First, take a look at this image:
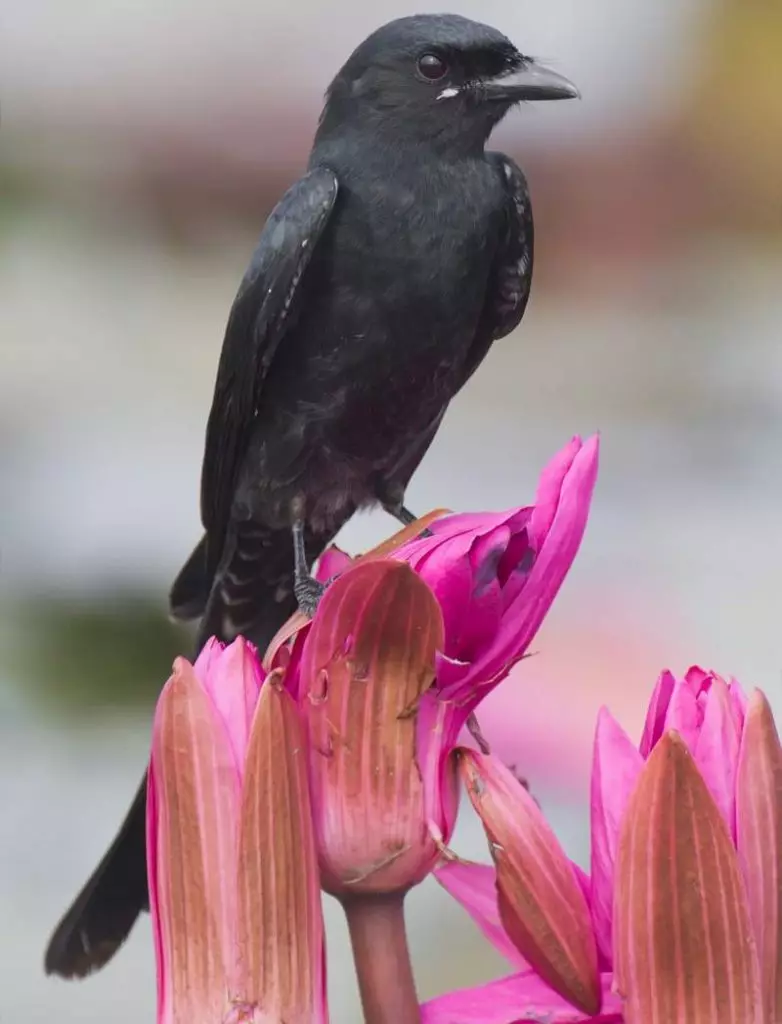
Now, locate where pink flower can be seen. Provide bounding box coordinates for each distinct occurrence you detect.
[276,435,599,861]
[423,676,782,1024]
[147,638,327,1024]
[267,436,598,897]
[591,667,748,964]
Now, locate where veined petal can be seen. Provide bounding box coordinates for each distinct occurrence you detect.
[149,659,241,1024]
[301,560,447,893]
[434,861,527,969]
[590,708,643,966]
[460,750,601,1015]
[421,969,623,1024]
[236,672,327,1023]
[613,731,763,1024]
[736,689,782,1023]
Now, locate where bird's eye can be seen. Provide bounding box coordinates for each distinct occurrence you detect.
[417,53,449,81]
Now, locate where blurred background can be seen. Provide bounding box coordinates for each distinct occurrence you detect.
[2,0,781,1018]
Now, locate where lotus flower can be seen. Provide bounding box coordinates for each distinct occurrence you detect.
[147,638,327,1024]
[425,675,782,1024]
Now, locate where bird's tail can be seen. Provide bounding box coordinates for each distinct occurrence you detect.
[169,533,210,621]
[44,517,343,979]
[44,779,148,978]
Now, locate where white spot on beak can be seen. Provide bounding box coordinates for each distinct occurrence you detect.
[437,86,460,101]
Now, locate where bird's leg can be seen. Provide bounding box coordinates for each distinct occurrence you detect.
[391,504,419,527]
[292,518,326,619]
[379,487,433,538]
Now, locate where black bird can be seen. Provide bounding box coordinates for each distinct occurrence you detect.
[44,13,578,979]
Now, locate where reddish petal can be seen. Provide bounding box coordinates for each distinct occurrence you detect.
[149,659,241,1023]
[736,689,782,1022]
[236,674,327,1022]
[613,731,763,1024]
[461,750,602,1015]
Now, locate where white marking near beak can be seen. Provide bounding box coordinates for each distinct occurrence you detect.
[437,86,460,100]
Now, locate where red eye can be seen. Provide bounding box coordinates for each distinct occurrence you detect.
[417,53,448,81]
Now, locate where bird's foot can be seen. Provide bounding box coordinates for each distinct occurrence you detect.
[294,574,327,620]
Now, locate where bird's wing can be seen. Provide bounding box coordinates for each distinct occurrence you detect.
[200,166,339,564]
[460,152,534,386]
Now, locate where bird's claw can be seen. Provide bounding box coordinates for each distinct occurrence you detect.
[294,575,327,619]
[294,574,343,619]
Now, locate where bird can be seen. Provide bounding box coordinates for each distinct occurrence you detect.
[44,12,578,980]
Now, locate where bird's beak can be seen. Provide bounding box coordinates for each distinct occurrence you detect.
[480,61,580,103]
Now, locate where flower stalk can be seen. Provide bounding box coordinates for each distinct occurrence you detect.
[342,893,421,1024]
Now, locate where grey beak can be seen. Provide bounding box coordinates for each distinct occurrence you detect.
[481,61,580,102]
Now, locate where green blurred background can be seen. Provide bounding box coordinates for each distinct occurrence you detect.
[2,0,781,1019]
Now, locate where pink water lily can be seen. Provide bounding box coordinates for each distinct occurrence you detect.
[286,436,599,846]
[423,673,782,1024]
[591,666,748,963]
[147,638,327,1024]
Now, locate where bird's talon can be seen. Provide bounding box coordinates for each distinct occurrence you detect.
[294,576,327,619]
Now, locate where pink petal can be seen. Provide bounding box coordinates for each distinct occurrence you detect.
[315,545,353,582]
[421,970,623,1024]
[736,689,782,1022]
[589,709,643,967]
[194,637,264,776]
[414,535,475,659]
[729,679,749,725]
[693,675,742,835]
[662,675,703,753]
[638,669,675,757]
[456,435,599,711]
[434,861,527,969]
[527,435,584,548]
[459,530,506,660]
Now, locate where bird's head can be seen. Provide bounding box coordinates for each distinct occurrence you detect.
[316,14,579,155]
